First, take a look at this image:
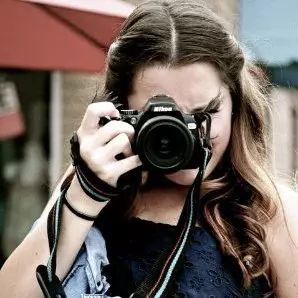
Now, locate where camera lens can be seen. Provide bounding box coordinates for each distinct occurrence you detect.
[149,127,181,159]
[135,116,195,172]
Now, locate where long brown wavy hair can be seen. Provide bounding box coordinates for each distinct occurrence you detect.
[63,0,279,292]
[98,0,279,289]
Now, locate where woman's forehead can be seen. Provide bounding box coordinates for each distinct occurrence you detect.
[128,63,227,111]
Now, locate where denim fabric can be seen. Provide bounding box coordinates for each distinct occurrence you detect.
[62,227,111,297]
[31,221,114,297]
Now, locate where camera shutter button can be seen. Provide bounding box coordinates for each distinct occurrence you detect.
[130,117,137,125]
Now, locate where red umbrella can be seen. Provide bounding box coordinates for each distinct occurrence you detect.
[0,0,135,72]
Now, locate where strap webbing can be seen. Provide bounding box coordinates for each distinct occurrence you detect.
[132,149,210,298]
[36,187,67,298]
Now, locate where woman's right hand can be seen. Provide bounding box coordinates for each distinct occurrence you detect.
[76,101,142,188]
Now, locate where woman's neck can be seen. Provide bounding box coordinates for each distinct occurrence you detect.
[133,185,190,226]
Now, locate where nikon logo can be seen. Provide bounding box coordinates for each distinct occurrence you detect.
[153,106,173,112]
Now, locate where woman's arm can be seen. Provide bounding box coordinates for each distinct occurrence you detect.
[0,168,108,298]
[0,101,141,298]
[266,184,298,297]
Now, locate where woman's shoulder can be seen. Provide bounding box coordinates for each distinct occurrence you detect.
[62,226,110,297]
[269,182,298,234]
[266,182,298,245]
[265,182,298,297]
[276,182,298,201]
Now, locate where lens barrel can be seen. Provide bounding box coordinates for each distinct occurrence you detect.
[135,116,195,172]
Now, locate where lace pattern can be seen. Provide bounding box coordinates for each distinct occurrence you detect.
[100,217,271,298]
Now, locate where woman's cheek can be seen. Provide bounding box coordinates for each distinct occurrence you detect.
[210,117,221,144]
[208,115,231,163]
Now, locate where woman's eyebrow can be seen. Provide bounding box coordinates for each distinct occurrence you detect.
[190,90,222,113]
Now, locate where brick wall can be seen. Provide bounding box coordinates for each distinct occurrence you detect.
[60,0,240,175]
[271,88,298,184]
[61,72,104,171]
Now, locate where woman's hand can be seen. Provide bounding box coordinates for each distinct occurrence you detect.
[77,101,142,188]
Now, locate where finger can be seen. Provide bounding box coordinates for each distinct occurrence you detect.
[81,102,120,130]
[104,133,133,158]
[96,120,135,145]
[98,155,142,187]
[78,124,134,167]
[113,155,142,177]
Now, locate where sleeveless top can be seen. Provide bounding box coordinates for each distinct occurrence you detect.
[99,217,272,298]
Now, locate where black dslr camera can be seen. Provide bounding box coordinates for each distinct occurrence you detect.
[118,95,206,173]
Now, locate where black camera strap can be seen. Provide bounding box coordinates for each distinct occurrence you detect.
[36,186,67,298]
[36,113,212,298]
[132,147,210,298]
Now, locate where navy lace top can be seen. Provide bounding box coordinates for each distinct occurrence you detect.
[100,217,272,298]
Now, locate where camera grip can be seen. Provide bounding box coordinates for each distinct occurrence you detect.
[117,167,141,193]
[99,116,139,192]
[98,116,120,127]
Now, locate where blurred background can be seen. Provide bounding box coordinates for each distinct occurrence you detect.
[0,0,297,266]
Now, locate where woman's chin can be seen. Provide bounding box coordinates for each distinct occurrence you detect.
[165,168,200,186]
[164,163,214,186]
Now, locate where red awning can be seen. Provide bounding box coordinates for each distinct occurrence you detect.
[0,0,135,72]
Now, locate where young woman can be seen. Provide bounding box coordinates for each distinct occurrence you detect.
[1,1,298,297]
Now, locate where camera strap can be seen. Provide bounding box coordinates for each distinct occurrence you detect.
[36,113,212,298]
[132,143,211,297]
[131,113,212,298]
[36,186,67,298]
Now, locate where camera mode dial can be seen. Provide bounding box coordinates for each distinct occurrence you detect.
[120,110,138,115]
[120,110,139,125]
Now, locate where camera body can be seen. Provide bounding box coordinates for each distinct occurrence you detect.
[118,95,205,173]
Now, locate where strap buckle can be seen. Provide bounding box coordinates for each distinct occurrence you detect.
[36,265,66,298]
